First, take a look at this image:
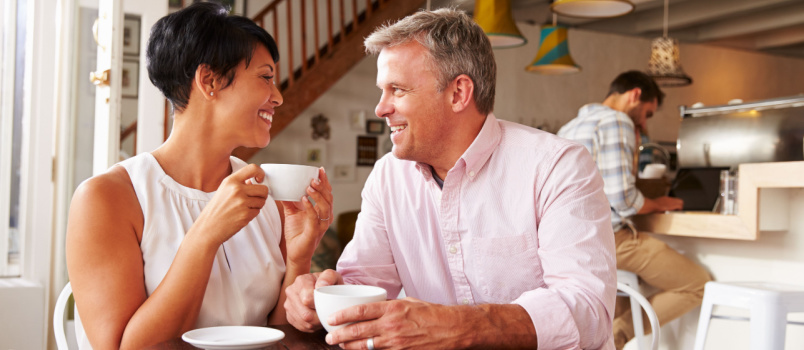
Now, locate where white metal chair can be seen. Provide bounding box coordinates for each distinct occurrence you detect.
[617,270,648,350]
[54,282,72,350]
[693,281,804,350]
[617,280,661,350]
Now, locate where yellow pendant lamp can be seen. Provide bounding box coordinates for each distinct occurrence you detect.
[551,0,635,19]
[474,0,526,49]
[526,23,580,74]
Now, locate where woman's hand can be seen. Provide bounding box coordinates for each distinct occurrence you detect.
[193,164,269,246]
[281,168,333,267]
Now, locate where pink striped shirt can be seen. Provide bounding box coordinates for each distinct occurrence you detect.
[337,114,616,349]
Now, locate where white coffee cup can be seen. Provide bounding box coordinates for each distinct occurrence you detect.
[258,164,319,201]
[314,285,387,333]
[641,163,667,179]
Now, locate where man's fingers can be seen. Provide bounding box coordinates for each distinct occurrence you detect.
[302,287,317,308]
[326,315,383,347]
[315,269,341,288]
[329,301,386,327]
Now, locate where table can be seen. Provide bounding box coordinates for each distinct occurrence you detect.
[148,324,340,350]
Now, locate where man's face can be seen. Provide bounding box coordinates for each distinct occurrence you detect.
[374,41,450,163]
[627,98,658,130]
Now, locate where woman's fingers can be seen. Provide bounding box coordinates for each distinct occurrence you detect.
[245,196,267,209]
[244,182,269,198]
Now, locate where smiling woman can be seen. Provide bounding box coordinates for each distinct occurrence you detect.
[65,2,334,349]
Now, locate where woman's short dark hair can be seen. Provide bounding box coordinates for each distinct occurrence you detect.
[146,2,279,112]
[607,70,665,106]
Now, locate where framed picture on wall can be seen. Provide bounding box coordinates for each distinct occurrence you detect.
[350,110,366,131]
[366,120,385,135]
[302,143,327,167]
[168,0,184,9]
[122,60,140,98]
[123,16,141,56]
[357,136,378,166]
[332,164,356,183]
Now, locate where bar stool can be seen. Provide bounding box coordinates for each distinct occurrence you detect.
[617,270,650,350]
[693,281,804,350]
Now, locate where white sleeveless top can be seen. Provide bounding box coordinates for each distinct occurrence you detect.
[75,153,285,349]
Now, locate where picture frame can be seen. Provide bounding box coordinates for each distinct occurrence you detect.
[123,16,141,56]
[332,164,356,183]
[168,0,184,9]
[302,143,327,167]
[122,60,140,98]
[350,110,367,132]
[357,136,378,166]
[366,120,385,135]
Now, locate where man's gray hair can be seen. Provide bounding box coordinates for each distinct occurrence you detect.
[364,8,496,115]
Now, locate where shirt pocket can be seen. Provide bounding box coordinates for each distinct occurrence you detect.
[471,234,543,302]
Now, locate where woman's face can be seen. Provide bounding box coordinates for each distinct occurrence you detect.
[214,44,283,149]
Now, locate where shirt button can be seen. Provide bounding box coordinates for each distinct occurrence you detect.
[462,299,470,305]
[469,170,475,177]
[449,246,457,254]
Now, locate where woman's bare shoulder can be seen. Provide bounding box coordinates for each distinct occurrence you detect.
[68,165,143,241]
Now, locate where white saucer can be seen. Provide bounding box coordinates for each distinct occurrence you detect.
[182,326,285,350]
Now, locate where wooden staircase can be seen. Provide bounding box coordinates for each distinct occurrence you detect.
[231,0,426,161]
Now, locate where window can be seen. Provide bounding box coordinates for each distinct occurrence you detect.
[1,0,26,277]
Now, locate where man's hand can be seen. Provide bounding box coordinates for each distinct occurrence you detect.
[639,195,683,214]
[323,299,537,349]
[285,269,343,332]
[324,298,472,349]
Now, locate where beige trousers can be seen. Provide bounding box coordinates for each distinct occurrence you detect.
[613,228,712,349]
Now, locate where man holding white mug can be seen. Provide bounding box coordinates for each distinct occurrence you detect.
[285,8,617,350]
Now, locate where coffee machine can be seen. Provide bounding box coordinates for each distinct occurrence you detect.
[671,95,804,211]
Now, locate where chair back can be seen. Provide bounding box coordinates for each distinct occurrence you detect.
[54,282,72,350]
[617,282,661,350]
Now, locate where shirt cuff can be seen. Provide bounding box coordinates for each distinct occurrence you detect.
[513,289,580,350]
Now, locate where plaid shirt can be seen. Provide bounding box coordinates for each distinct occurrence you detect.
[557,103,645,231]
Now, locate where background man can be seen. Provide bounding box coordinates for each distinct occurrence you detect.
[557,71,711,349]
[285,8,617,350]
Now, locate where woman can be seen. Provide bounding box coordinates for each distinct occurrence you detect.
[65,3,333,348]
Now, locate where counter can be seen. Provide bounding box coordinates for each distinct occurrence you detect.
[634,161,804,240]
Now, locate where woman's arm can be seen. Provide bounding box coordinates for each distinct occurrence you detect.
[67,165,268,349]
[268,168,334,325]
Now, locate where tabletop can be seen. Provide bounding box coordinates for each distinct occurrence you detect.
[148,324,340,350]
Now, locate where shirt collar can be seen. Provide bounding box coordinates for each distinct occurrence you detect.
[413,113,501,181]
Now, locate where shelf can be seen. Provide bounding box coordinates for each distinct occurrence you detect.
[633,161,804,240]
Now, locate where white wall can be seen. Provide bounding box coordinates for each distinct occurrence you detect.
[252,24,804,349]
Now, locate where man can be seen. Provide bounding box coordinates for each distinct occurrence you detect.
[557,71,711,349]
[285,9,617,349]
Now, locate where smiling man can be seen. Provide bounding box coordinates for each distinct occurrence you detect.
[284,8,617,349]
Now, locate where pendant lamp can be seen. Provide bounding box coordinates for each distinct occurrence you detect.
[647,0,692,87]
[474,0,526,49]
[526,16,580,74]
[551,0,634,19]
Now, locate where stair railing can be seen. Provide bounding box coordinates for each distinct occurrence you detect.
[251,0,391,91]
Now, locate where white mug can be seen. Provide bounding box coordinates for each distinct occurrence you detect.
[314,285,387,333]
[641,164,667,179]
[258,164,319,201]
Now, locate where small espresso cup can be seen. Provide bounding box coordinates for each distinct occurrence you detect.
[258,164,319,201]
[314,285,387,333]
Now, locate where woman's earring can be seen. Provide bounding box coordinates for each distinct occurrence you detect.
[210,91,214,96]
